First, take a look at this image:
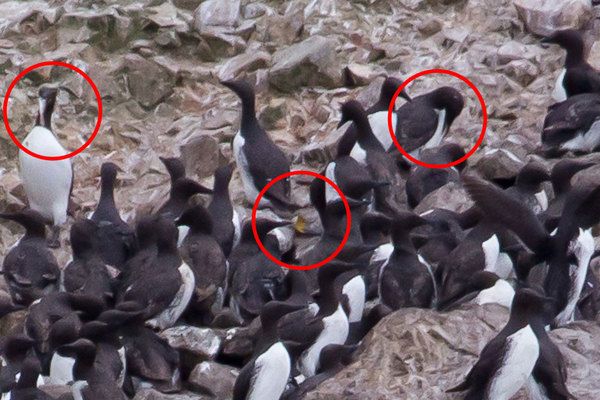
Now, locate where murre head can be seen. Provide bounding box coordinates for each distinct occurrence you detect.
[428,87,464,126]
[0,209,49,239]
[221,79,256,125]
[2,334,35,360]
[57,338,97,361]
[510,287,554,323]
[438,143,467,169]
[172,177,213,198]
[159,157,186,183]
[515,161,550,187]
[380,77,411,106]
[240,218,291,243]
[175,204,213,234]
[259,300,304,336]
[70,219,99,258]
[155,217,179,252]
[319,343,358,371]
[391,211,428,250]
[48,315,81,350]
[213,163,235,192]
[541,29,585,66]
[360,212,393,244]
[100,162,120,185]
[338,100,367,129]
[135,215,159,249]
[35,86,58,130]
[550,159,594,194]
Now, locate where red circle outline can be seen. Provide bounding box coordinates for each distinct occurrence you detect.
[387,68,487,169]
[2,60,103,161]
[251,170,351,271]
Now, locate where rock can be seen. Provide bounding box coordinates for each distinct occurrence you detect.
[193,0,240,29]
[145,2,188,31]
[305,305,600,399]
[180,135,220,178]
[172,0,202,11]
[513,0,593,36]
[305,304,509,399]
[221,318,261,358]
[417,17,443,37]
[261,4,305,46]
[0,309,27,337]
[161,326,222,359]
[496,40,540,65]
[442,27,470,44]
[258,98,288,130]
[269,36,342,92]
[188,361,238,398]
[343,63,384,87]
[503,59,540,86]
[123,54,176,109]
[414,181,474,214]
[40,385,71,399]
[217,50,270,81]
[473,147,525,181]
[134,388,210,400]
[199,27,247,58]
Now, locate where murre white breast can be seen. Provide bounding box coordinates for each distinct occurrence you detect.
[298,304,349,377]
[247,342,291,400]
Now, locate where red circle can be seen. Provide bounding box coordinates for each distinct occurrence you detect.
[251,170,351,271]
[2,60,103,161]
[387,68,487,169]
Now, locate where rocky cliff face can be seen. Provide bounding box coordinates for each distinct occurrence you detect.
[0,0,599,399]
[305,305,600,399]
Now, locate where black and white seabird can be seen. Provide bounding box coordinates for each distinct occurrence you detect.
[527,305,574,400]
[175,204,228,324]
[338,100,407,216]
[379,212,435,309]
[156,156,213,246]
[0,334,39,394]
[222,79,296,211]
[120,325,181,393]
[90,162,136,270]
[541,92,600,155]
[62,219,114,308]
[208,163,240,257]
[294,263,356,377]
[337,77,411,155]
[57,338,128,400]
[283,343,357,400]
[117,216,195,331]
[156,177,213,222]
[447,288,548,399]
[0,209,59,306]
[159,156,185,186]
[230,231,287,322]
[504,161,550,215]
[542,159,594,230]
[393,86,464,159]
[463,175,600,327]
[437,270,515,311]
[5,356,52,400]
[405,143,466,208]
[542,29,600,101]
[323,151,388,206]
[233,301,304,400]
[19,86,73,248]
[300,177,376,291]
